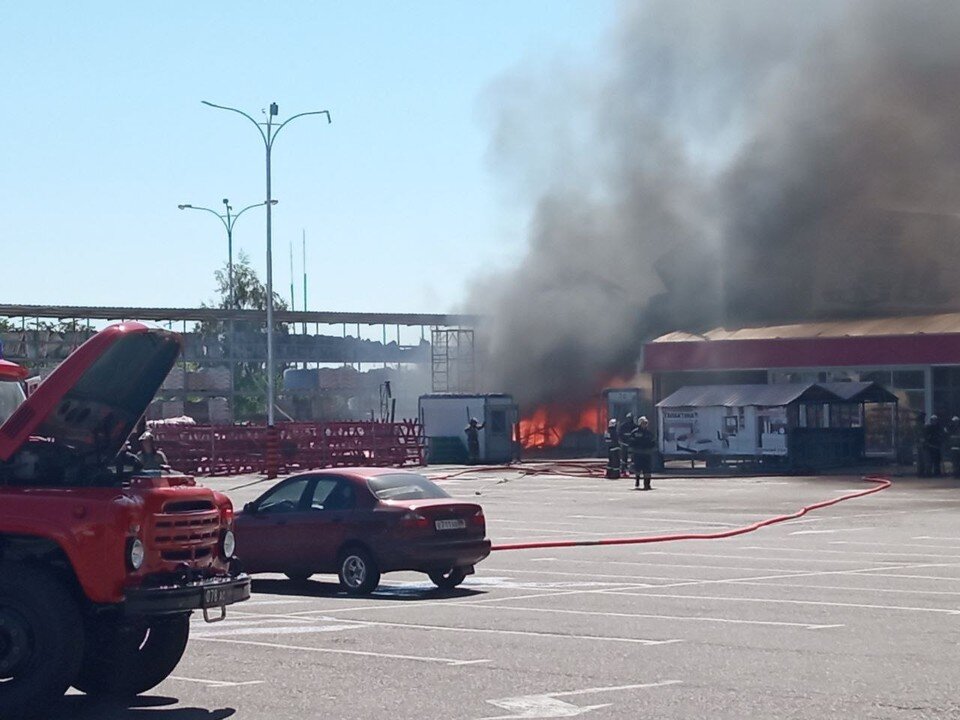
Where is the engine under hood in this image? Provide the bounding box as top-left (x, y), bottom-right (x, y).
top-left (0, 323), bottom-right (181, 463)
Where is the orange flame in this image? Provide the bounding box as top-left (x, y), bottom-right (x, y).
top-left (519, 403), bottom-right (602, 449)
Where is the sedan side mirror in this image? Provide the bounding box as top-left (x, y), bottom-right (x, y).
top-left (243, 501), bottom-right (257, 514)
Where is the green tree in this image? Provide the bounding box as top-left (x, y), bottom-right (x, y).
top-left (213, 250), bottom-right (289, 313)
top-left (200, 251), bottom-right (289, 421)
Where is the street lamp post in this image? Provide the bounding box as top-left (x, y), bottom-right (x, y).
top-left (201, 100), bottom-right (331, 426)
top-left (177, 199), bottom-right (277, 308)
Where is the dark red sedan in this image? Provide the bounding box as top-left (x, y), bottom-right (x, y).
top-left (234, 468), bottom-right (491, 594)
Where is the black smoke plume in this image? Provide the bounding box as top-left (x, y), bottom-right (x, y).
top-left (472, 0), bottom-right (960, 409)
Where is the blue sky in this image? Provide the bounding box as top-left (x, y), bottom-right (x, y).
top-left (0, 1), bottom-right (613, 314)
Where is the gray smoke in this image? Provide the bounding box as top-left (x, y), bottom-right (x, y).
top-left (472, 0), bottom-right (960, 409)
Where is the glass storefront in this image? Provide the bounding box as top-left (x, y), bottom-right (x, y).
top-left (769, 366), bottom-right (930, 458)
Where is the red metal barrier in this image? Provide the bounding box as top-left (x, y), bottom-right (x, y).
top-left (150, 420), bottom-right (426, 476)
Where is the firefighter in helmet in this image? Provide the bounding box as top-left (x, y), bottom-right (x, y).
top-left (619, 412), bottom-right (636, 477)
top-left (604, 418), bottom-right (621, 479)
top-left (629, 416), bottom-right (656, 490)
top-left (464, 417), bottom-right (485, 464)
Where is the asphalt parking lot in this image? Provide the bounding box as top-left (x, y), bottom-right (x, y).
top-left (58, 466), bottom-right (960, 719)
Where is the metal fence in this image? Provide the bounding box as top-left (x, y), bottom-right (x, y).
top-left (149, 420), bottom-right (426, 476)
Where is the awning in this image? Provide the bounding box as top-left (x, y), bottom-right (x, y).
top-left (819, 382), bottom-right (898, 404)
top-left (656, 383), bottom-right (839, 408)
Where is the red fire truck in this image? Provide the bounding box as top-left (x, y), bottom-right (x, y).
top-left (0, 323), bottom-right (250, 719)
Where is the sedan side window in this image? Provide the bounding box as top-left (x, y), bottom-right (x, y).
top-left (311, 479), bottom-right (356, 511)
top-left (324, 481), bottom-right (356, 511)
top-left (310, 479), bottom-right (339, 510)
top-left (258, 479), bottom-right (310, 514)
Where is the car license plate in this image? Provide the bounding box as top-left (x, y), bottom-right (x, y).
top-left (203, 586), bottom-right (228, 607)
top-left (435, 518), bottom-right (466, 531)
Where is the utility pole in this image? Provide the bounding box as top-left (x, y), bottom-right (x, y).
top-left (177, 199), bottom-right (276, 308)
top-left (201, 100), bottom-right (331, 427)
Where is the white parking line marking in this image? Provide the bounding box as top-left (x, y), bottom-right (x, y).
top-left (746, 544), bottom-right (960, 559)
top-left (512, 557), bottom-right (885, 574)
top-left (731, 580), bottom-right (960, 597)
top-left (168, 676), bottom-right (265, 688)
top-left (194, 637), bottom-right (490, 666)
top-left (789, 528), bottom-right (874, 535)
top-left (837, 540), bottom-right (960, 551)
top-left (641, 550), bottom-right (905, 565)
top-left (600, 590), bottom-right (960, 615)
top-left (553, 680), bottom-right (685, 697)
top-left (568, 515), bottom-right (743, 528)
top-left (193, 623), bottom-right (368, 638)
top-left (458, 602), bottom-right (843, 630)
top-left (315, 616), bottom-right (682, 646)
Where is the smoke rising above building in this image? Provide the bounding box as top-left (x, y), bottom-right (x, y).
top-left (471, 0), bottom-right (960, 409)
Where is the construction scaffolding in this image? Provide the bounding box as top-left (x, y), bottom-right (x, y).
top-left (431, 328), bottom-right (476, 393)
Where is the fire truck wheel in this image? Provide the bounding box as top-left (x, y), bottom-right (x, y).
top-left (74, 614), bottom-right (190, 697)
top-left (428, 567), bottom-right (468, 590)
top-left (0, 562), bottom-right (84, 720)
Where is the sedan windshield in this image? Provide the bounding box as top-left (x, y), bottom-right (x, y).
top-left (368, 473), bottom-right (450, 501)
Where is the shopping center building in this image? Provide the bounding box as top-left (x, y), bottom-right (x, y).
top-left (642, 312), bottom-right (960, 458)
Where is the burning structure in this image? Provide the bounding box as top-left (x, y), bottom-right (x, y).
top-left (470, 1), bottom-right (960, 446)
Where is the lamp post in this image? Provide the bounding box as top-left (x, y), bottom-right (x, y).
top-left (201, 100), bottom-right (331, 426)
top-left (177, 199), bottom-right (277, 308)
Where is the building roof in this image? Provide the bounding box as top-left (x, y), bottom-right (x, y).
top-left (651, 312), bottom-right (960, 343)
top-left (819, 381), bottom-right (898, 404)
top-left (657, 383), bottom-right (840, 408)
top-left (644, 313), bottom-right (960, 373)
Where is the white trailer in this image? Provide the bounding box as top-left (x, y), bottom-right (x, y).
top-left (418, 393), bottom-right (518, 464)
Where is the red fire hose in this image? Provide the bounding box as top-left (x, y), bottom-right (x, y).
top-left (490, 474), bottom-right (891, 552)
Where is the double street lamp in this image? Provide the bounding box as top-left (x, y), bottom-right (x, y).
top-left (178, 198), bottom-right (277, 309)
top-left (201, 100), bottom-right (331, 426)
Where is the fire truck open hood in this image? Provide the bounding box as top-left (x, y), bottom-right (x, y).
top-left (0, 323), bottom-right (182, 462)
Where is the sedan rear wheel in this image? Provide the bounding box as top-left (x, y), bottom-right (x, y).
top-left (428, 567), bottom-right (467, 590)
top-left (337, 548), bottom-right (380, 595)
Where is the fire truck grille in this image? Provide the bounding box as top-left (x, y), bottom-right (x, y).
top-left (150, 508), bottom-right (220, 563)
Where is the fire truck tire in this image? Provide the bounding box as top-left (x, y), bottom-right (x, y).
top-left (0, 562), bottom-right (84, 720)
top-left (428, 567), bottom-right (467, 590)
top-left (74, 614), bottom-right (190, 698)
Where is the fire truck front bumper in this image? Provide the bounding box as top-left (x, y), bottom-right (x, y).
top-left (124, 574), bottom-right (251, 620)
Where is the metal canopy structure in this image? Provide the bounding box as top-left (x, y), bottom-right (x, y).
top-left (0, 304), bottom-right (476, 328)
top-left (656, 383), bottom-right (841, 408)
top-left (0, 304), bottom-right (478, 424)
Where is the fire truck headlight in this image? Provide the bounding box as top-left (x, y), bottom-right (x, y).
top-left (221, 530), bottom-right (236, 559)
top-left (128, 538), bottom-right (145, 571)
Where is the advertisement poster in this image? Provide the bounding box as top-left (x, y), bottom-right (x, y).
top-left (661, 408), bottom-right (729, 455)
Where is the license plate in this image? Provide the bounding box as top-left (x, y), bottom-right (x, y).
top-left (435, 518), bottom-right (466, 531)
top-left (203, 586), bottom-right (228, 607)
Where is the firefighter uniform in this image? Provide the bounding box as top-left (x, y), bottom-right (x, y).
top-left (604, 419), bottom-right (621, 479)
top-left (619, 413), bottom-right (636, 477)
top-left (630, 417), bottom-right (656, 491)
